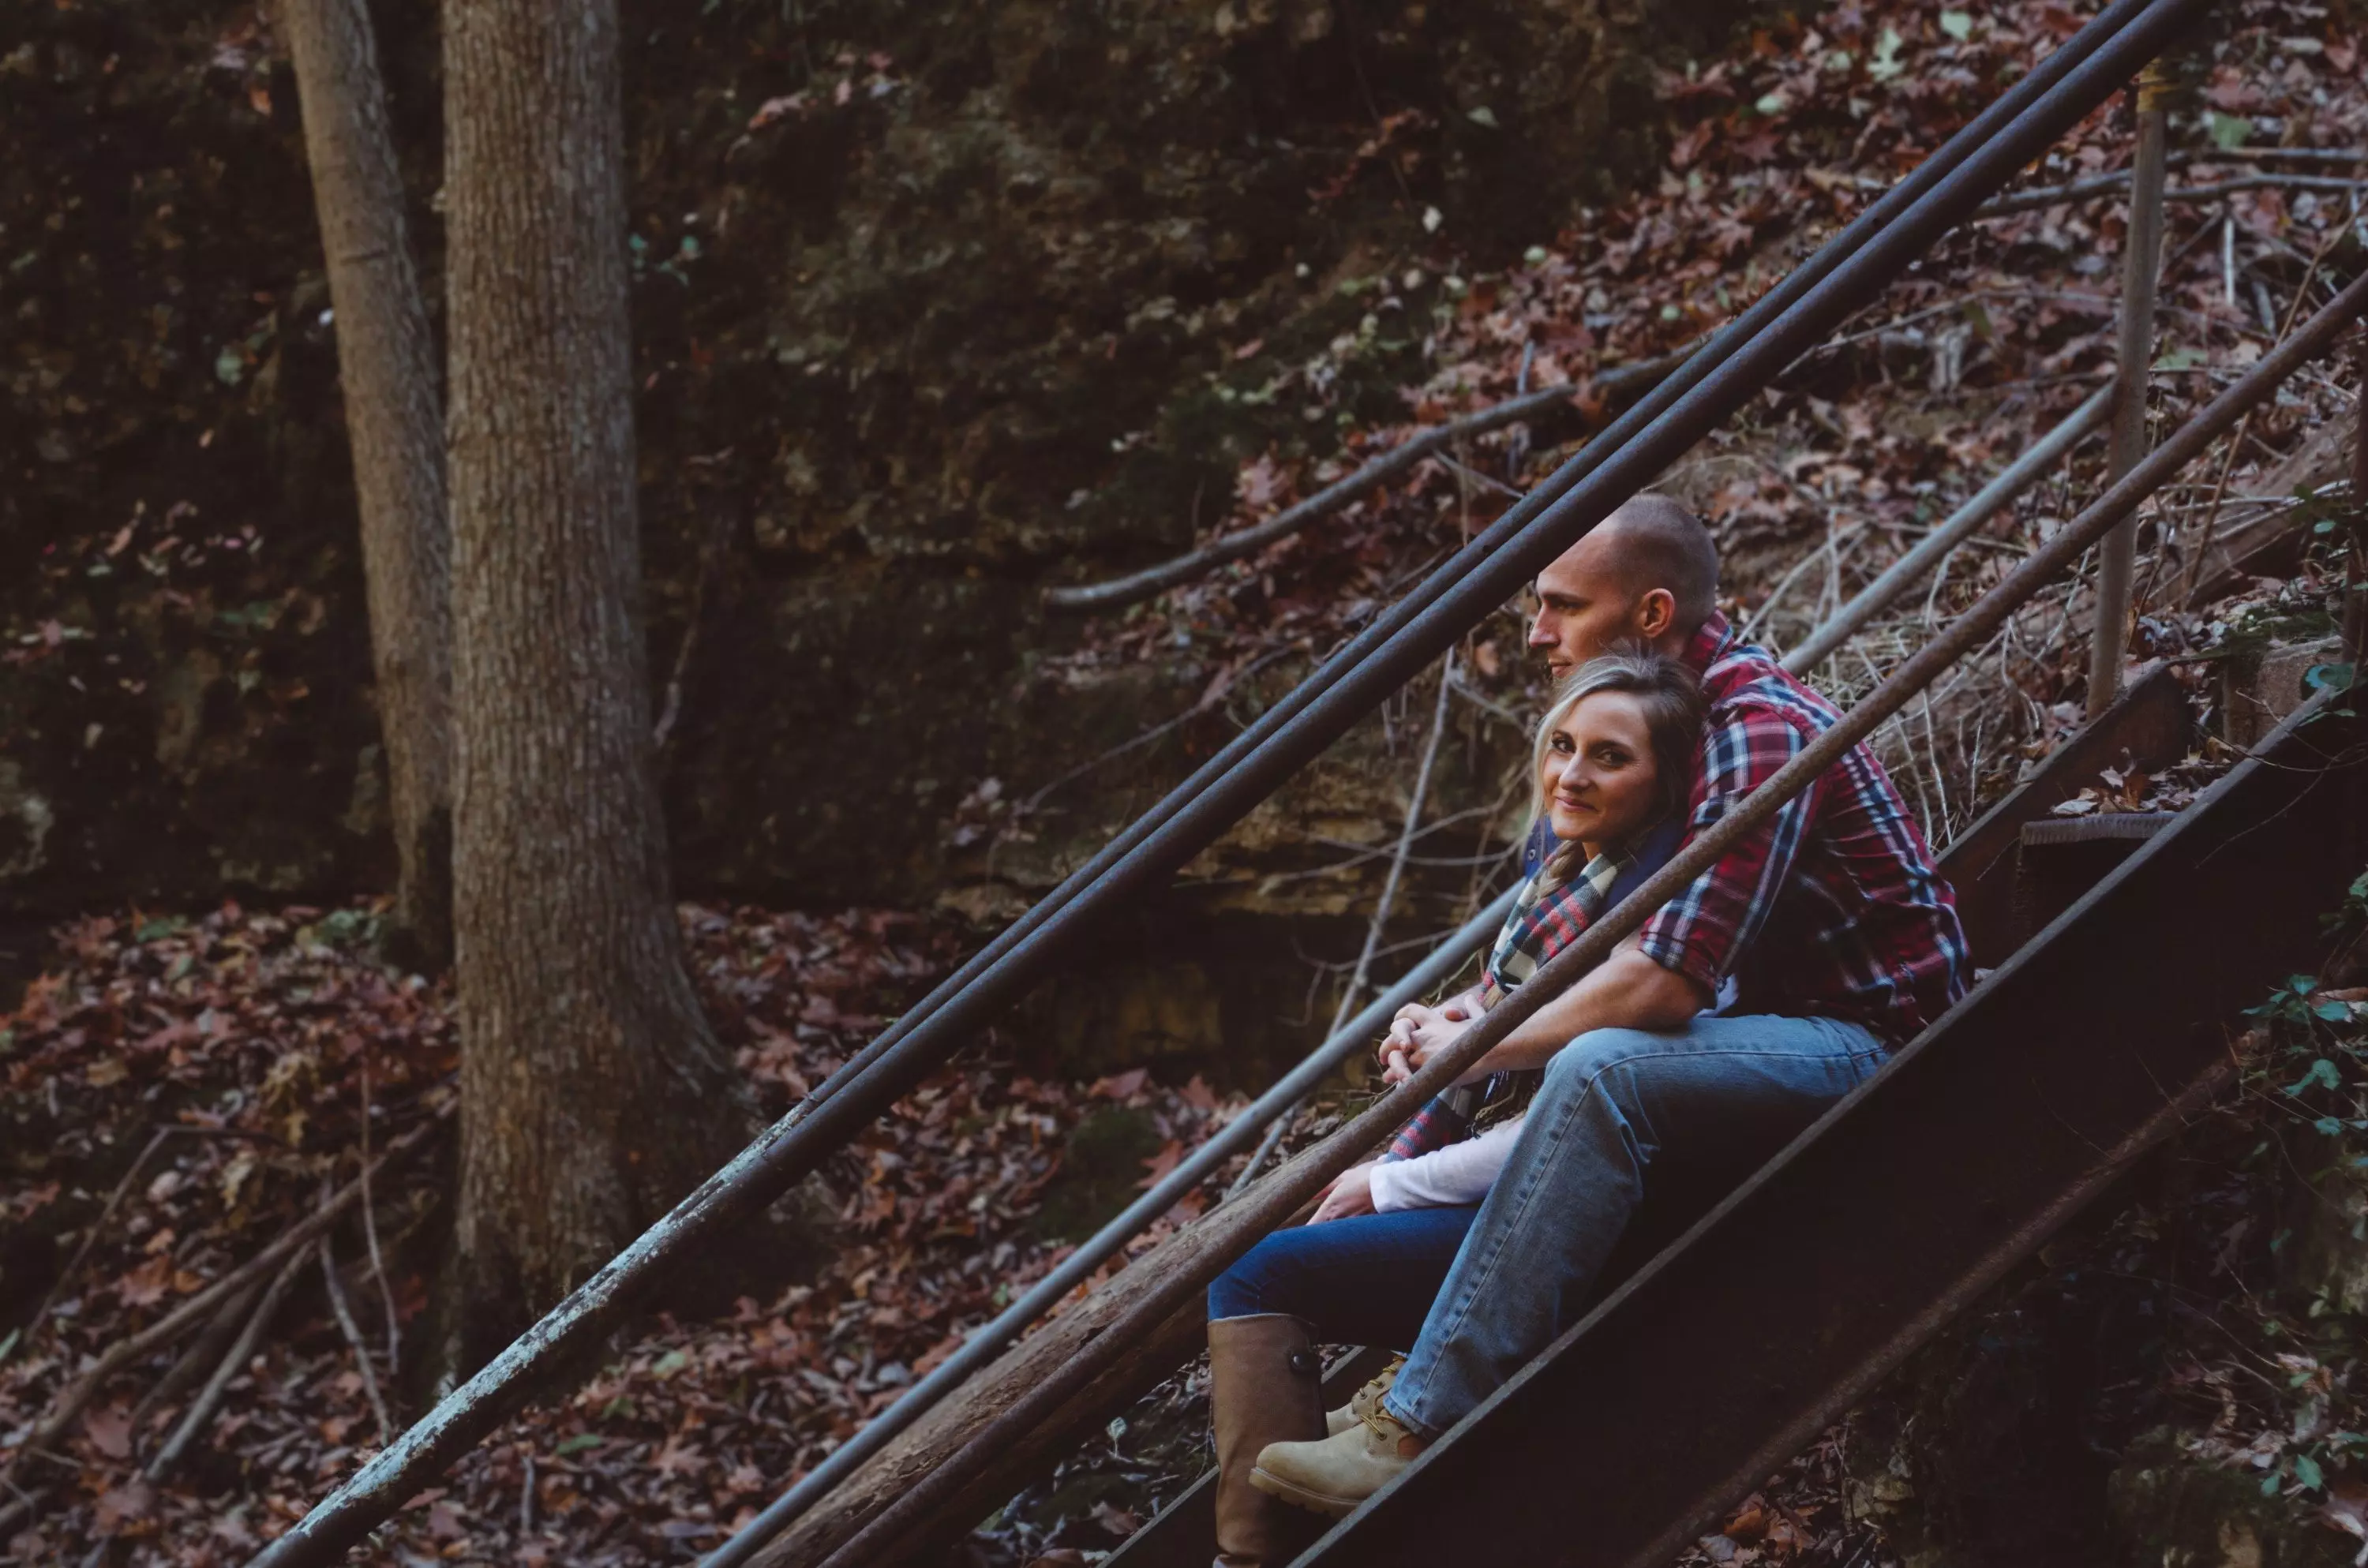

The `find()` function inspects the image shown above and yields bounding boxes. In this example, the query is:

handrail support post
[2088,62,2175,717]
[2347,337,2368,666]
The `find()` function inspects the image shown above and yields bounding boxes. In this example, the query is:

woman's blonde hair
[1528,646,1706,881]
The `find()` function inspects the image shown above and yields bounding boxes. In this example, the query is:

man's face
[1527,531,1650,680]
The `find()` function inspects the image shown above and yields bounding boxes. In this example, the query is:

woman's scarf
[1381,843,1635,1163]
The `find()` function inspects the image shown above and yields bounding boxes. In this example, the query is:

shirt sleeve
[1368,1119,1524,1211]
[1636,702,1824,997]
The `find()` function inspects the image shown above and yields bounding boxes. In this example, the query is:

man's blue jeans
[1384,1012,1888,1438]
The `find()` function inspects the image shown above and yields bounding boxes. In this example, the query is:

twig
[358,1057,399,1374]
[1019,646,1298,814]
[0,1478,40,1542]
[1230,652,1461,1195]
[131,1282,263,1431]
[146,1243,310,1482]
[318,1220,393,1444]
[1741,523,1868,645]
[0,1116,444,1493]
[1976,171,2366,220]
[1430,447,1523,500]
[652,501,742,753]
[1046,344,1701,614]
[2169,146,2368,167]
[27,1128,176,1344]
[2181,203,2354,604]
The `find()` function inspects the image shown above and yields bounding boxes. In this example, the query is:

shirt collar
[1681,610,1736,676]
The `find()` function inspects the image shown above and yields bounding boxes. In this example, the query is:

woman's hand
[1378,1001,1474,1084]
[1311,1162,1378,1223]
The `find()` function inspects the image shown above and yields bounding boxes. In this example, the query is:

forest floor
[8,0,2368,1563]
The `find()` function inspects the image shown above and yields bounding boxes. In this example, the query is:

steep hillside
[0,0,1757,944]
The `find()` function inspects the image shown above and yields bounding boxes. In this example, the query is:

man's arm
[1385,943,1707,1082]
[1456,944,1706,1076]
[1632,702,1823,1002]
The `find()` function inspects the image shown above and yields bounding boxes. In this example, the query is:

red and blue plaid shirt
[1635,612,1969,1045]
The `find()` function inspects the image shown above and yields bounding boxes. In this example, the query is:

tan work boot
[1324,1354,1404,1437]
[1250,1400,1426,1519]
[1207,1315,1326,1567]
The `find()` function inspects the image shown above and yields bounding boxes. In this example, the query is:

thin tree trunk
[443,0,757,1363]
[280,0,455,969]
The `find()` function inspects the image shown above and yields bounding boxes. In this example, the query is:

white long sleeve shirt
[1367,1116,1525,1212]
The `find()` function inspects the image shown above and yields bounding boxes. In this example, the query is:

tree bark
[442,0,757,1363]
[279,0,455,969]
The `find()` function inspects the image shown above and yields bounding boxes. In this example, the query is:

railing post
[2347,338,2368,666]
[2086,61,2174,717]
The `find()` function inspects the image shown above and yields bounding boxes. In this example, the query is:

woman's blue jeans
[1208,1012,1887,1441]
[1208,1207,1480,1351]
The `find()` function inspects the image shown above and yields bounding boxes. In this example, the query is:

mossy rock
[1030,1106,1166,1244]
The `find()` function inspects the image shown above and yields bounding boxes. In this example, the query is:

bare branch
[319,1218,395,1443]
[1044,343,1700,615]
[146,1244,311,1482]
[1976,170,2364,220]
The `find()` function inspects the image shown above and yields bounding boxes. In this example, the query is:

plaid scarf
[1381,844,1635,1163]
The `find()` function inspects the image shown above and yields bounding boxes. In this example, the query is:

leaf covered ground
[0,901,1262,1564]
[6,0,2368,1564]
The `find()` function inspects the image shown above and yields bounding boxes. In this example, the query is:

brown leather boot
[1208,1314,1326,1568]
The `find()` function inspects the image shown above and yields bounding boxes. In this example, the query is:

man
[1249,493,1969,1516]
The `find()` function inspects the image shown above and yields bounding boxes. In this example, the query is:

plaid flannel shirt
[1635,612,1969,1044]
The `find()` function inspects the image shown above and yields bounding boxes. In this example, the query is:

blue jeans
[1208,1207,1480,1349]
[1384,1012,1887,1438]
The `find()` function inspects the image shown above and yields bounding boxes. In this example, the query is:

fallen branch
[358,1057,400,1374]
[25,1128,178,1343]
[319,1212,394,1443]
[131,1282,263,1432]
[1976,170,2365,220]
[1044,344,1699,615]
[0,1477,40,1541]
[0,1115,444,1494]
[146,1243,311,1482]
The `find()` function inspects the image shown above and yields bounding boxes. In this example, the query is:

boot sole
[1248,1464,1363,1519]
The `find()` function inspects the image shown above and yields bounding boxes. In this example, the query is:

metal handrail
[1782,380,2116,674]
[701,889,1516,1568]
[706,3,2228,1562]
[247,3,2198,1562]
[804,263,2368,1568]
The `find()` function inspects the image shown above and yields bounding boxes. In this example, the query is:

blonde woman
[1200,647,1703,1567]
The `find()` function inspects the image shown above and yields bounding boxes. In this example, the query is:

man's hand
[1435,983,1486,1023]
[1311,1162,1378,1223]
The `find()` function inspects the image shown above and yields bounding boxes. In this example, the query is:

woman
[1200,647,1704,1567]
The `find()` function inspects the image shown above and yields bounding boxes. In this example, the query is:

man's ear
[1632,588,1678,641]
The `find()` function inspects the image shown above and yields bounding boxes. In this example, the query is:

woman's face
[1542,690,1663,851]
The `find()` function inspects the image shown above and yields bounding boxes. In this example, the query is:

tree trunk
[442,0,757,1364]
[279,0,455,970]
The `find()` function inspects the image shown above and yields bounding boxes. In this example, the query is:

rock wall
[0,0,1766,911]
[0,0,1769,1052]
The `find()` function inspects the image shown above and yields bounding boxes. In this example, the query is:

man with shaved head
[1250,493,1969,1517]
